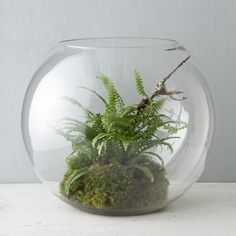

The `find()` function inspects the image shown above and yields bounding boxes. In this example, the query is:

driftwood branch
[162,56,190,84]
[137,56,190,110]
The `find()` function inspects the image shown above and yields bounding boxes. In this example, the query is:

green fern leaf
[122,140,132,151]
[130,164,154,182]
[152,98,166,111]
[107,116,133,132]
[61,96,94,116]
[143,151,164,167]
[134,69,148,97]
[97,74,124,112]
[163,124,179,134]
[97,141,107,156]
[65,167,89,196]
[78,86,107,105]
[92,133,110,147]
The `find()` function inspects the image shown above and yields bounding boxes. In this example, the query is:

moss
[60,159,169,209]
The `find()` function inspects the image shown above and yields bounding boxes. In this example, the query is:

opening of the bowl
[61,37,179,49]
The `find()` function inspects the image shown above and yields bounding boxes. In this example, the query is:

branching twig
[137,56,190,110]
[162,56,190,84]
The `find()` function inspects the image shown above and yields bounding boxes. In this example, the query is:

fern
[65,167,89,196]
[134,69,148,97]
[130,164,154,182]
[152,98,166,111]
[107,116,133,132]
[96,74,124,112]
[78,86,107,105]
[56,70,187,184]
[143,151,164,167]
[62,96,94,115]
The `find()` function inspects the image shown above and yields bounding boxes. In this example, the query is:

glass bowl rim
[60,37,181,49]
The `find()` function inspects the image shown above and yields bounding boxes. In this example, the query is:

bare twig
[162,56,190,83]
[137,56,190,110]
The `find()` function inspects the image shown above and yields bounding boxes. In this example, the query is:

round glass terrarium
[22,37,215,215]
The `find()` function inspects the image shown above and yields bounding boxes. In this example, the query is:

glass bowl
[22,37,215,215]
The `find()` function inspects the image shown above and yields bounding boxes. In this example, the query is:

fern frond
[143,151,164,167]
[163,124,180,134]
[78,86,107,105]
[59,117,82,124]
[112,141,126,157]
[129,164,154,182]
[158,139,174,153]
[122,139,133,151]
[107,116,133,132]
[97,141,107,156]
[63,126,86,137]
[97,74,124,112]
[65,167,89,196]
[134,69,148,97]
[91,133,110,147]
[61,96,94,116]
[151,98,166,111]
[138,140,162,153]
[51,126,75,142]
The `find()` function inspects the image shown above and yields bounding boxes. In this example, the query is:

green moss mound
[60,159,169,209]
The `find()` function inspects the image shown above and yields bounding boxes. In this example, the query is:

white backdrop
[0,0,235,182]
